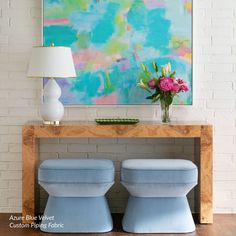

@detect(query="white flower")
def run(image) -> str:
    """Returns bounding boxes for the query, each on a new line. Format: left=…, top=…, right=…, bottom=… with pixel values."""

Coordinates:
left=162, top=62, right=172, bottom=75
left=137, top=79, right=146, bottom=89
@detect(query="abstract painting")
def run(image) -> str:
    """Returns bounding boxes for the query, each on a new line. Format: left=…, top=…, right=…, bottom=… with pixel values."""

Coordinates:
left=43, top=0, right=192, bottom=105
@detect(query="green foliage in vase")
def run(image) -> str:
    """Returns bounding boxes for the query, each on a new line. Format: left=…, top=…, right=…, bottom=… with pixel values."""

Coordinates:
left=137, top=61, right=189, bottom=107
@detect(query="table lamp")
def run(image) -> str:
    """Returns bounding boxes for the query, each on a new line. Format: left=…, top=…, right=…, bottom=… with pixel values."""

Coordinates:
left=27, top=44, right=76, bottom=125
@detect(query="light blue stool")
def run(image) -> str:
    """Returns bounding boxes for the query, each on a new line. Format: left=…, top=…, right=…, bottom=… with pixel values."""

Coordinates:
left=121, top=159, right=198, bottom=233
left=38, top=159, right=114, bottom=233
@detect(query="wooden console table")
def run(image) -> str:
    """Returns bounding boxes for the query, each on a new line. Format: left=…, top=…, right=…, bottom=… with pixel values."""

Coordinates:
left=22, top=122, right=213, bottom=224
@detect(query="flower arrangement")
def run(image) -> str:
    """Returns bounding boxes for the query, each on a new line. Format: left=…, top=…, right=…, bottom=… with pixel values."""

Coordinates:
left=138, top=62, right=190, bottom=123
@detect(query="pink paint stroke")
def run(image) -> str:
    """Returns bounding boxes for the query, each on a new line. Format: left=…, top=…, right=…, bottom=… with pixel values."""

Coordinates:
left=73, top=48, right=121, bottom=72
left=143, top=0, right=166, bottom=9
left=118, top=59, right=131, bottom=72
left=97, top=73, right=105, bottom=92
left=175, top=46, right=191, bottom=56
left=44, top=18, right=69, bottom=26
left=133, top=50, right=140, bottom=62
left=94, top=93, right=118, bottom=105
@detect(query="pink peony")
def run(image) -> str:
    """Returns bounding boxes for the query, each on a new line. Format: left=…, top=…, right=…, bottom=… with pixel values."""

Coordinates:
left=159, top=77, right=174, bottom=92
left=177, top=79, right=189, bottom=92
left=180, top=84, right=189, bottom=92
left=172, top=79, right=180, bottom=92
left=147, top=79, right=156, bottom=89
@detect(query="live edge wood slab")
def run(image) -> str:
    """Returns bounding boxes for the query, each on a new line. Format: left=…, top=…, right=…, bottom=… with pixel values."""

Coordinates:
left=22, top=122, right=213, bottom=224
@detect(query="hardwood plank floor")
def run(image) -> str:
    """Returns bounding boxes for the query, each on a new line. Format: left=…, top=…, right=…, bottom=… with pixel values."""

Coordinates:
left=0, top=214, right=235, bottom=236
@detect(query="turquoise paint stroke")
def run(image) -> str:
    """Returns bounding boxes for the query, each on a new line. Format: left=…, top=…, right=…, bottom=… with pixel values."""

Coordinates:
left=44, top=26, right=77, bottom=46
left=90, top=2, right=119, bottom=44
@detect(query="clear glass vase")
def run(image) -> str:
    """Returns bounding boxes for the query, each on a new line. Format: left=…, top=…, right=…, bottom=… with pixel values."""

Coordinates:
left=160, top=99, right=171, bottom=123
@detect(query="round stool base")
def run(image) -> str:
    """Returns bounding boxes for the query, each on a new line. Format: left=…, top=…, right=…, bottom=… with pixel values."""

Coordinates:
left=122, top=196, right=195, bottom=233
left=40, top=196, right=113, bottom=233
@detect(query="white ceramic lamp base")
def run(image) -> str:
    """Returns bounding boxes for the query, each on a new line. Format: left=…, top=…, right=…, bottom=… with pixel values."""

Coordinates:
left=41, top=78, right=64, bottom=125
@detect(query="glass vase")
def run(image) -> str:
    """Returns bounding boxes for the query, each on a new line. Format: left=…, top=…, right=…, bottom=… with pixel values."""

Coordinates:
left=160, top=99, right=171, bottom=123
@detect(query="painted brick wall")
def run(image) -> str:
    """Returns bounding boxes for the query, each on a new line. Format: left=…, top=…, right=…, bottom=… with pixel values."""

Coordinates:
left=0, top=0, right=236, bottom=213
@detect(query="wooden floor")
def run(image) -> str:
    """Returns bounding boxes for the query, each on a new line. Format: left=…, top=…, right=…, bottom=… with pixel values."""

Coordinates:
left=0, top=214, right=235, bottom=236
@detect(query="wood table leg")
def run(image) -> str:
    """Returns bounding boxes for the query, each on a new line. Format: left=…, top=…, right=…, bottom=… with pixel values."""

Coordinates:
left=199, top=126, right=213, bottom=224
left=22, top=126, right=39, bottom=224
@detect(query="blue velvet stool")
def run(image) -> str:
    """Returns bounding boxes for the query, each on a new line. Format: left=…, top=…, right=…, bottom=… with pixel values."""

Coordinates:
left=121, top=159, right=198, bottom=233
left=38, top=159, right=114, bottom=233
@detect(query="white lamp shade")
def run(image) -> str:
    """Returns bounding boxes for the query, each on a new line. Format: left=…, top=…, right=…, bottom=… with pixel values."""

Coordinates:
left=27, top=46, right=76, bottom=78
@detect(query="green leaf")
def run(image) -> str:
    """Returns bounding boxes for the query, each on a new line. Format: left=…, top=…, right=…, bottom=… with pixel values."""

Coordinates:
left=166, top=94, right=173, bottom=106
left=146, top=93, right=160, bottom=103
left=141, top=63, right=147, bottom=72
left=146, top=93, right=156, bottom=99
left=146, top=92, right=159, bottom=100
left=139, top=72, right=149, bottom=84
left=152, top=94, right=160, bottom=103
left=137, top=80, right=152, bottom=93
left=161, top=67, right=166, bottom=77
left=152, top=62, right=158, bottom=73
left=170, top=71, right=176, bottom=77
left=141, top=86, right=152, bottom=94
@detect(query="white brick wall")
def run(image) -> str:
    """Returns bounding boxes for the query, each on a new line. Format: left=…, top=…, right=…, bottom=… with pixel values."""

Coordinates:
left=0, top=0, right=236, bottom=214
